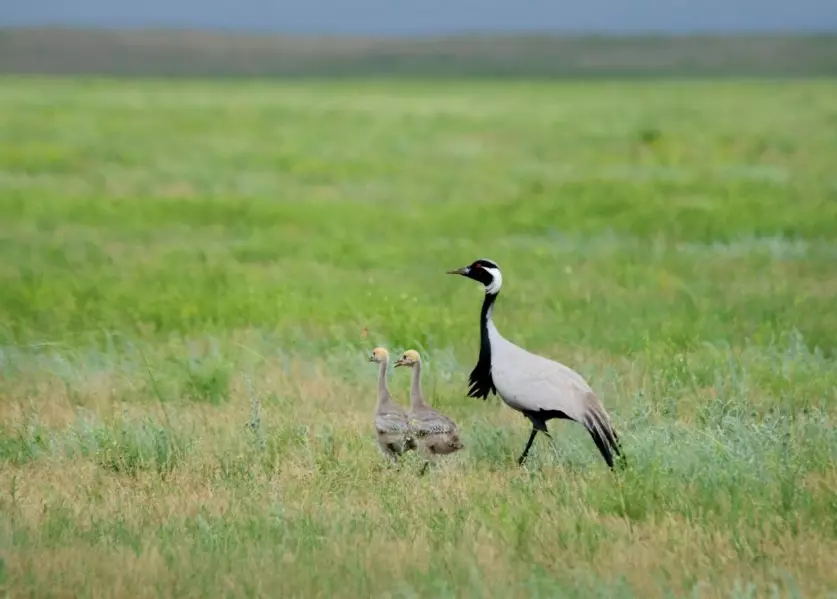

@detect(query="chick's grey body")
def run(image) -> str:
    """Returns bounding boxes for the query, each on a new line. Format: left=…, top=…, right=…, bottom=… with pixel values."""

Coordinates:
left=409, top=392, right=464, bottom=458
left=375, top=403, right=416, bottom=458
left=395, top=350, right=464, bottom=462
left=409, top=405, right=463, bottom=455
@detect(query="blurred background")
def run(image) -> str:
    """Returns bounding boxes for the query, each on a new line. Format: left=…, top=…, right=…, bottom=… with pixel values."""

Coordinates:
left=2, top=0, right=836, bottom=78
left=3, top=2, right=837, bottom=597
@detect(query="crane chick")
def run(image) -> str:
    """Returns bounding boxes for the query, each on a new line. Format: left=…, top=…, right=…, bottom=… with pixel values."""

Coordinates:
left=394, top=349, right=464, bottom=472
left=369, top=347, right=416, bottom=462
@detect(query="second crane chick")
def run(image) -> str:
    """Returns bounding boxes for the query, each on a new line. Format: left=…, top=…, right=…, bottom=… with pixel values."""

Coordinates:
left=394, top=349, right=464, bottom=472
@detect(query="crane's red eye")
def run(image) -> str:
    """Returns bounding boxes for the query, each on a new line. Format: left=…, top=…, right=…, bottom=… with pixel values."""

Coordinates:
left=472, top=263, right=482, bottom=270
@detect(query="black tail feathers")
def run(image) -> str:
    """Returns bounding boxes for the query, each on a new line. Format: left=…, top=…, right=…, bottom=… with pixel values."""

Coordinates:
left=584, top=411, right=626, bottom=470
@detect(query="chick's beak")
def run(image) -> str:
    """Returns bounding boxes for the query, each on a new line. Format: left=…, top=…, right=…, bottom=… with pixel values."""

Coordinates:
left=393, top=359, right=405, bottom=368
left=446, top=266, right=470, bottom=276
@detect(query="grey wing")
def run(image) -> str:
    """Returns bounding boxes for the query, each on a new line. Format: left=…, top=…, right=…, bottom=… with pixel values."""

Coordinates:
left=376, top=412, right=411, bottom=435
left=410, top=410, right=459, bottom=436
left=492, top=340, right=593, bottom=420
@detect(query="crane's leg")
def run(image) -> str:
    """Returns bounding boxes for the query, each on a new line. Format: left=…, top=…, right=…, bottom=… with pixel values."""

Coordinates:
left=517, top=427, right=538, bottom=465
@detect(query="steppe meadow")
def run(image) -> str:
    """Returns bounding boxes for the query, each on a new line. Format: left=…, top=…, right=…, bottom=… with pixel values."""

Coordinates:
left=1, top=77, right=836, bottom=597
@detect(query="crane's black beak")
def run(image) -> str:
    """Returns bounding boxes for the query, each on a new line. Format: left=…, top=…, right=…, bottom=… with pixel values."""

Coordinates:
left=446, top=266, right=470, bottom=276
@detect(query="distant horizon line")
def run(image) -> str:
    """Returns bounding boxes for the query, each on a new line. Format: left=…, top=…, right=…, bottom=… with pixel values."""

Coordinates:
left=2, top=24, right=837, bottom=39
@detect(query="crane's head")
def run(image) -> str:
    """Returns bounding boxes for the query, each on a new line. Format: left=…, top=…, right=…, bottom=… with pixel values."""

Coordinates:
left=368, top=347, right=389, bottom=363
left=446, top=258, right=503, bottom=295
left=394, top=349, right=421, bottom=368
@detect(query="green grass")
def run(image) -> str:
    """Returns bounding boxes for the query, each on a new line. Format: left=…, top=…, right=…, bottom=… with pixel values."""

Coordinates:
left=1, top=76, right=836, bottom=598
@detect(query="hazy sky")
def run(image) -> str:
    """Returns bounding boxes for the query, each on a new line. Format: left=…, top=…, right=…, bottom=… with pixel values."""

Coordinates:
left=2, top=0, right=835, bottom=35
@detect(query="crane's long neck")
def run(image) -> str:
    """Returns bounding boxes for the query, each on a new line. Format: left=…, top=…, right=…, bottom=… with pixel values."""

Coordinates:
left=467, top=290, right=499, bottom=399
left=479, top=291, right=498, bottom=355
left=410, top=361, right=428, bottom=409
left=376, top=359, right=392, bottom=409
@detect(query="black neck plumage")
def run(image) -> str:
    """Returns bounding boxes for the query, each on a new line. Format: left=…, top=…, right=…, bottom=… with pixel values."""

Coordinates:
left=467, top=291, right=498, bottom=400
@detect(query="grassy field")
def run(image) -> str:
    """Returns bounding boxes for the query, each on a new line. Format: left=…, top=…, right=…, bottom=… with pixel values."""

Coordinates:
left=1, top=76, right=837, bottom=598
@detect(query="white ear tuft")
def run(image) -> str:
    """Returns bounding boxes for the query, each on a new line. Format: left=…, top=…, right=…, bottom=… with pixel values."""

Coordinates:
left=484, top=267, right=503, bottom=294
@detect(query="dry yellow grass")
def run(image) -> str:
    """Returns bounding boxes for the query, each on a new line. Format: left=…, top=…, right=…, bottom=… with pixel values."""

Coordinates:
left=3, top=351, right=836, bottom=597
